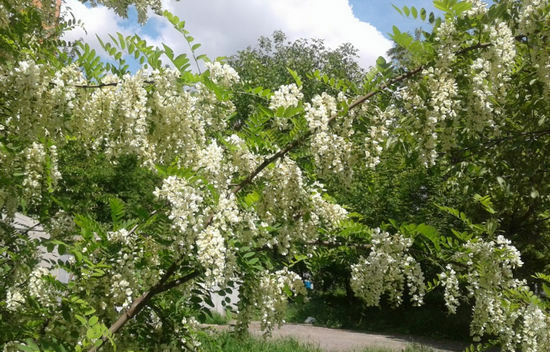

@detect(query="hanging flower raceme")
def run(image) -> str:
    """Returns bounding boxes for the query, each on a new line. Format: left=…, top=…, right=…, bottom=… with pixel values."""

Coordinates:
left=270, top=83, right=304, bottom=129
left=247, top=268, right=306, bottom=334
left=437, top=235, right=550, bottom=351
left=205, top=61, right=240, bottom=88
left=351, top=228, right=425, bottom=307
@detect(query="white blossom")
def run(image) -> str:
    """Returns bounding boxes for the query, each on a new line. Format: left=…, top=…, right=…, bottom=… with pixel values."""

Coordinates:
left=351, top=229, right=425, bottom=307
left=269, top=83, right=303, bottom=111
left=5, top=289, right=25, bottom=311
left=205, top=62, right=240, bottom=87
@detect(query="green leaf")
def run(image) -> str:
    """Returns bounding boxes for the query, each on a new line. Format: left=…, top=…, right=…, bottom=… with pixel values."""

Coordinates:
left=75, top=314, right=87, bottom=325
left=411, top=6, right=418, bottom=18
left=392, top=4, right=403, bottom=15
left=109, top=198, right=125, bottom=226
left=403, top=6, right=410, bottom=16
left=88, top=316, right=99, bottom=326
left=416, top=223, right=440, bottom=250
left=173, top=53, right=190, bottom=70
left=162, top=43, right=174, bottom=59
left=420, top=8, right=427, bottom=20
left=433, top=1, right=448, bottom=12
left=287, top=67, right=303, bottom=87
left=191, top=43, right=201, bottom=51
left=282, top=285, right=293, bottom=297
left=474, top=194, right=496, bottom=214
left=453, top=2, right=472, bottom=14
left=18, top=341, right=40, bottom=352
left=117, top=32, right=126, bottom=50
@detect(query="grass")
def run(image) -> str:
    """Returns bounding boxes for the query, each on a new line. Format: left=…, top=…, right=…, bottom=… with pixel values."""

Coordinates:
left=198, top=332, right=435, bottom=352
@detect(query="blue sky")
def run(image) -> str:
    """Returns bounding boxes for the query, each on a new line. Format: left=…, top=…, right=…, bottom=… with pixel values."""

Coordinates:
left=351, top=0, right=438, bottom=37
left=63, top=0, right=440, bottom=69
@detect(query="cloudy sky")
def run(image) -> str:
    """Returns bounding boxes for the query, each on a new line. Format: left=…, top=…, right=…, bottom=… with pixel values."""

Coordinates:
left=63, top=0, right=437, bottom=70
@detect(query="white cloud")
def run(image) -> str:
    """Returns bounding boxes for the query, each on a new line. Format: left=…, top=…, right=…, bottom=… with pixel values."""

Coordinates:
left=63, top=0, right=392, bottom=69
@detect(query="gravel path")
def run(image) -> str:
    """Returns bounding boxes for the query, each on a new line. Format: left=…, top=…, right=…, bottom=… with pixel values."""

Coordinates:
left=204, top=322, right=470, bottom=352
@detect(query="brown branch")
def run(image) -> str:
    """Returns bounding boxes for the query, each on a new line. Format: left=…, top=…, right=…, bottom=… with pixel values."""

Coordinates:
left=89, top=269, right=200, bottom=352
left=73, top=80, right=155, bottom=89
left=74, top=82, right=119, bottom=89
left=158, top=270, right=202, bottom=292
left=349, top=65, right=424, bottom=111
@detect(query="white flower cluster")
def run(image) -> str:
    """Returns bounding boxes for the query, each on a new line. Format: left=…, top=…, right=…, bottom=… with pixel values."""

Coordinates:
left=49, top=64, right=84, bottom=112
left=195, top=226, right=226, bottom=286
left=434, top=19, right=459, bottom=66
left=464, top=22, right=516, bottom=131
left=2, top=61, right=82, bottom=143
left=154, top=176, right=206, bottom=237
left=518, top=0, right=549, bottom=34
left=5, top=289, right=25, bottom=311
left=351, top=229, right=425, bottom=307
left=486, top=21, right=517, bottom=86
left=111, top=274, right=133, bottom=310
left=4, top=267, right=58, bottom=312
left=196, top=139, right=225, bottom=179
left=364, top=106, right=396, bottom=168
left=147, top=70, right=208, bottom=166
left=425, top=67, right=459, bottom=124
left=225, top=134, right=261, bottom=173
left=304, top=93, right=337, bottom=131
left=253, top=268, right=305, bottom=334
left=468, top=57, right=495, bottom=130
left=28, top=267, right=56, bottom=307
left=155, top=177, right=243, bottom=283
left=21, top=143, right=62, bottom=202
left=22, top=142, right=46, bottom=200
left=519, top=304, right=550, bottom=352
left=75, top=68, right=237, bottom=171
left=304, top=93, right=355, bottom=178
left=178, top=316, right=202, bottom=349
left=269, top=84, right=304, bottom=129
left=269, top=83, right=303, bottom=110
left=439, top=264, right=460, bottom=314
left=258, top=157, right=308, bottom=253
left=413, top=67, right=459, bottom=166
left=310, top=188, right=347, bottom=230
left=463, top=0, right=488, bottom=17
left=310, top=130, right=352, bottom=175
left=437, top=235, right=550, bottom=350
left=107, top=228, right=133, bottom=245
left=205, top=62, right=240, bottom=88
left=111, top=72, right=151, bottom=162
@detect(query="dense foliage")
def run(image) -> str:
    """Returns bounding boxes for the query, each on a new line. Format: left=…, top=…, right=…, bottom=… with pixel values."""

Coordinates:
left=1, top=0, right=550, bottom=351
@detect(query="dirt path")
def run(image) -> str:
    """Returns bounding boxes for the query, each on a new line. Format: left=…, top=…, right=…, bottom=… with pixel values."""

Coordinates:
left=204, top=322, right=470, bottom=352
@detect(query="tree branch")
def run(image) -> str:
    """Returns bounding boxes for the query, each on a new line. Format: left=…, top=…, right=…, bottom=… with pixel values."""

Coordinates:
left=89, top=269, right=200, bottom=352
left=89, top=62, right=424, bottom=351
left=90, top=35, right=516, bottom=350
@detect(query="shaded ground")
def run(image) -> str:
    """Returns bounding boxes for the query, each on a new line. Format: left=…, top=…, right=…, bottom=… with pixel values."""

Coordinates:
left=203, top=322, right=470, bottom=352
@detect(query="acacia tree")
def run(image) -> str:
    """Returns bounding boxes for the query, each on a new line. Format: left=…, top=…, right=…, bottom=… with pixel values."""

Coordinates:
left=1, top=1, right=550, bottom=352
